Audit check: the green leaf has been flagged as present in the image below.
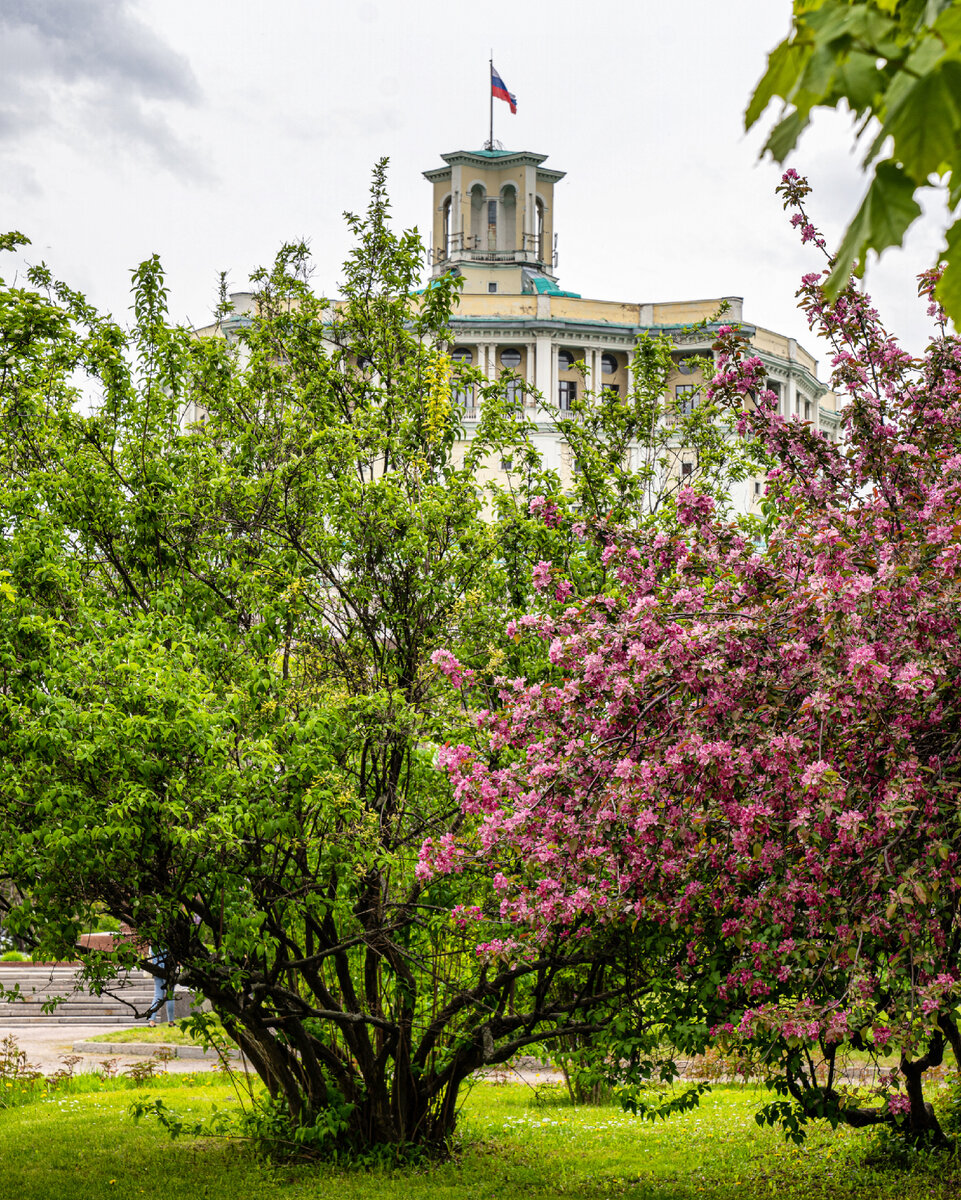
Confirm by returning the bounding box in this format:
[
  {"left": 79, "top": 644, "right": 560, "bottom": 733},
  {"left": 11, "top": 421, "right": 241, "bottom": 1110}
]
[
  {"left": 825, "top": 159, "right": 923, "bottom": 298},
  {"left": 746, "top": 38, "right": 812, "bottom": 129},
  {"left": 805, "top": 3, "right": 869, "bottom": 44},
  {"left": 926, "top": 0, "right": 957, "bottom": 28},
  {"left": 763, "top": 109, "right": 812, "bottom": 163},
  {"left": 834, "top": 50, "right": 886, "bottom": 112},
  {"left": 882, "top": 60, "right": 961, "bottom": 180},
  {"left": 0, "top": 232, "right": 29, "bottom": 254},
  {"left": 935, "top": 215, "right": 961, "bottom": 324},
  {"left": 932, "top": 6, "right": 961, "bottom": 51},
  {"left": 797, "top": 41, "right": 849, "bottom": 102}
]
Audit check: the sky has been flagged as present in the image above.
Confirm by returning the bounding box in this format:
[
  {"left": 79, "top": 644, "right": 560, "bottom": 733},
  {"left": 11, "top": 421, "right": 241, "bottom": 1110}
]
[{"left": 0, "top": 0, "right": 951, "bottom": 374}]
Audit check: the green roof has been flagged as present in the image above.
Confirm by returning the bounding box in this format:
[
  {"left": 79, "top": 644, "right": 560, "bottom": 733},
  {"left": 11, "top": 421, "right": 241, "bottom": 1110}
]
[{"left": 529, "top": 274, "right": 581, "bottom": 298}]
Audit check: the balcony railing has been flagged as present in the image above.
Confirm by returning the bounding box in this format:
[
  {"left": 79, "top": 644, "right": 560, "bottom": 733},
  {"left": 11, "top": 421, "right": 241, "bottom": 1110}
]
[
  {"left": 463, "top": 249, "right": 522, "bottom": 262},
  {"left": 434, "top": 233, "right": 545, "bottom": 266}
]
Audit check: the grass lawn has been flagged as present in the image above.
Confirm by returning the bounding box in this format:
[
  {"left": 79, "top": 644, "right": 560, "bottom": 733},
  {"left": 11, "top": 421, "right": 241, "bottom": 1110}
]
[
  {"left": 0, "top": 1077, "right": 956, "bottom": 1199},
  {"left": 87, "top": 1024, "right": 225, "bottom": 1047}
]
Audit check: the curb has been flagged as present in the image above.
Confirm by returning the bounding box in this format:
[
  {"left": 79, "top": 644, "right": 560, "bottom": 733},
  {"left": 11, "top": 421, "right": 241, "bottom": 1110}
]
[{"left": 72, "top": 1040, "right": 241, "bottom": 1060}]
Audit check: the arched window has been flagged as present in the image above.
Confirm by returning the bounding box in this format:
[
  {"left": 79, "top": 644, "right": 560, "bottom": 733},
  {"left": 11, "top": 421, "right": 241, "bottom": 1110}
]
[
  {"left": 601, "top": 353, "right": 618, "bottom": 375},
  {"left": 500, "top": 185, "right": 516, "bottom": 252},
  {"left": 505, "top": 380, "right": 523, "bottom": 410},
  {"left": 470, "top": 185, "right": 486, "bottom": 249},
  {"left": 672, "top": 349, "right": 713, "bottom": 375},
  {"left": 451, "top": 347, "right": 475, "bottom": 418},
  {"left": 501, "top": 348, "right": 521, "bottom": 368}
]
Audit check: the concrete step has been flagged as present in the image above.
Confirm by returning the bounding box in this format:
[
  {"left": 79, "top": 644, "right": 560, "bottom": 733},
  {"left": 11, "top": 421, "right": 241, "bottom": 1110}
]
[
  {"left": 0, "top": 965, "right": 168, "bottom": 1024},
  {"left": 7, "top": 1016, "right": 150, "bottom": 1026},
  {"left": 0, "top": 1004, "right": 152, "bottom": 1015}
]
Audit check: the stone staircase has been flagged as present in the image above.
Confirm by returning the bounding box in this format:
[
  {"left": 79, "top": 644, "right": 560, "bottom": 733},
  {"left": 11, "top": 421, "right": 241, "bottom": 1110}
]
[{"left": 0, "top": 964, "right": 155, "bottom": 1025}]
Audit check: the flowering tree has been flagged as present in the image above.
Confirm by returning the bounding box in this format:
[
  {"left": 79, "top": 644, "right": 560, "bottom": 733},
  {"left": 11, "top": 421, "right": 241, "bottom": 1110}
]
[
  {"left": 425, "top": 174, "right": 961, "bottom": 1145},
  {"left": 0, "top": 164, "right": 762, "bottom": 1153}
]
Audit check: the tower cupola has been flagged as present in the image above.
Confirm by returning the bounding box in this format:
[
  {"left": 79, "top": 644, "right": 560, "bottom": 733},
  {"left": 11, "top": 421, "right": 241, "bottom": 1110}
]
[{"left": 423, "top": 149, "right": 565, "bottom": 295}]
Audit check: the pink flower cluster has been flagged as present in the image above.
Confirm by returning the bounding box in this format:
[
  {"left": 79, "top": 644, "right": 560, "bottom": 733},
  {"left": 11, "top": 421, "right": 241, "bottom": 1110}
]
[{"left": 422, "top": 176, "right": 961, "bottom": 1073}]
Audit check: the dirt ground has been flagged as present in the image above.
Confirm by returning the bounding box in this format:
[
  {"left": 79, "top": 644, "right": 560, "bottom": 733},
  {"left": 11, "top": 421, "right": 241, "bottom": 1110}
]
[
  {"left": 1, "top": 1024, "right": 221, "bottom": 1076},
  {"left": 0, "top": 1025, "right": 566, "bottom": 1085}
]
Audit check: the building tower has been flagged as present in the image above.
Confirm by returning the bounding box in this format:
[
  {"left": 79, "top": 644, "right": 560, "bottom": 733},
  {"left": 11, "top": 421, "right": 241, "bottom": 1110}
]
[
  {"left": 423, "top": 145, "right": 839, "bottom": 513},
  {"left": 424, "top": 149, "right": 566, "bottom": 295}
]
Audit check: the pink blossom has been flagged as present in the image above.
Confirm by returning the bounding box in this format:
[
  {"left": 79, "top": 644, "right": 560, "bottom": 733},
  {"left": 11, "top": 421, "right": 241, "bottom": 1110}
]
[{"left": 425, "top": 174, "right": 961, "bottom": 1111}]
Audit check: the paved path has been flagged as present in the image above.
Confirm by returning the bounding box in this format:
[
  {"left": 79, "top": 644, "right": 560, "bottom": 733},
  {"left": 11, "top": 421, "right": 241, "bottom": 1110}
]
[
  {"left": 2, "top": 1023, "right": 567, "bottom": 1085},
  {"left": 1, "top": 1024, "right": 232, "bottom": 1076}
]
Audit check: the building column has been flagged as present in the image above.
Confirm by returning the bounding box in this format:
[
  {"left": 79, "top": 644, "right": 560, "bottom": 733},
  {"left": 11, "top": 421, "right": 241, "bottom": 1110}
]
[
  {"left": 526, "top": 342, "right": 537, "bottom": 407},
  {"left": 524, "top": 164, "right": 537, "bottom": 256},
  {"left": 783, "top": 375, "right": 794, "bottom": 419},
  {"left": 586, "top": 348, "right": 597, "bottom": 395},
  {"left": 533, "top": 336, "right": 551, "bottom": 413},
  {"left": 451, "top": 164, "right": 463, "bottom": 252}
]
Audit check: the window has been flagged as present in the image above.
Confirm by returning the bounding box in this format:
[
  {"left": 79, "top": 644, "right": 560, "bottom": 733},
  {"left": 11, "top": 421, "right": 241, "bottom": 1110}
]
[
  {"left": 601, "top": 353, "right": 618, "bottom": 375},
  {"left": 754, "top": 480, "right": 762, "bottom": 496},
  {"left": 451, "top": 347, "right": 474, "bottom": 417},
  {"left": 501, "top": 348, "right": 521, "bottom": 368},
  {"left": 675, "top": 384, "right": 697, "bottom": 415},
  {"left": 604, "top": 383, "right": 621, "bottom": 397},
  {"left": 681, "top": 461, "right": 694, "bottom": 479},
  {"left": 488, "top": 282, "right": 497, "bottom": 294},
  {"left": 488, "top": 199, "right": 497, "bottom": 226},
  {"left": 500, "top": 455, "right": 513, "bottom": 471},
  {"left": 455, "top": 384, "right": 476, "bottom": 417},
  {"left": 558, "top": 350, "right": 577, "bottom": 371},
  {"left": 505, "top": 379, "right": 523, "bottom": 410},
  {"left": 804, "top": 400, "right": 812, "bottom": 421},
  {"left": 559, "top": 380, "right": 577, "bottom": 411},
  {"left": 673, "top": 350, "right": 713, "bottom": 375}
]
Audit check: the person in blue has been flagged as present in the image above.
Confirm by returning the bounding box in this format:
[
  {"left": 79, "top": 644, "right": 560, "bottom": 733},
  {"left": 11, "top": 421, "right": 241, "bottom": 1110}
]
[{"left": 146, "top": 947, "right": 176, "bottom": 1026}]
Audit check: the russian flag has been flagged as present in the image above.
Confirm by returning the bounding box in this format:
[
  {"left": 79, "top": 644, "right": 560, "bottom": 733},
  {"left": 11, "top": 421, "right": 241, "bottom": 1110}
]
[{"left": 491, "top": 66, "right": 517, "bottom": 114}]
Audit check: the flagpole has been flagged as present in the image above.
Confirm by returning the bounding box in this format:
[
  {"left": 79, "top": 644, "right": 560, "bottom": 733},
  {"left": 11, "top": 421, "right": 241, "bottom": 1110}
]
[{"left": 489, "top": 54, "right": 493, "bottom": 150}]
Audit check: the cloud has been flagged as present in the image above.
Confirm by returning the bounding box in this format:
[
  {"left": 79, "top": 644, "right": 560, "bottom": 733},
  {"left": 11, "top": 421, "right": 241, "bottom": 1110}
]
[
  {"left": 0, "top": 153, "right": 40, "bottom": 200},
  {"left": 0, "top": 0, "right": 204, "bottom": 185},
  {"left": 282, "top": 105, "right": 402, "bottom": 146}
]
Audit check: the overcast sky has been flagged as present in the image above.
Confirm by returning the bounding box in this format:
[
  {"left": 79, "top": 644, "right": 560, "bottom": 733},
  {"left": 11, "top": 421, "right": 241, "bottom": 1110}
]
[{"left": 1, "top": 0, "right": 950, "bottom": 370}]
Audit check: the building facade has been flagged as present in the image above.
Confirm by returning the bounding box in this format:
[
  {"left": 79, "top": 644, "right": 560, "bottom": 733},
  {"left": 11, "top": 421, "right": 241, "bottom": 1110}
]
[
  {"left": 191, "top": 145, "right": 837, "bottom": 517},
  {"left": 424, "top": 146, "right": 837, "bottom": 514}
]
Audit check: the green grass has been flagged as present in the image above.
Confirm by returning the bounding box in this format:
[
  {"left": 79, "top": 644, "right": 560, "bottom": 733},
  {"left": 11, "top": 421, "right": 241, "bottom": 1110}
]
[
  {"left": 88, "top": 1024, "right": 217, "bottom": 1046},
  {"left": 0, "top": 1078, "right": 956, "bottom": 1199},
  {"left": 88, "top": 1019, "right": 235, "bottom": 1048}
]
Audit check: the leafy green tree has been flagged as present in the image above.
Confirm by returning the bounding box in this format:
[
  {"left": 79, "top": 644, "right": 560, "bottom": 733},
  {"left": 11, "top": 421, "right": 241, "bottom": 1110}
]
[
  {"left": 0, "top": 167, "right": 758, "bottom": 1153},
  {"left": 750, "top": 0, "right": 961, "bottom": 320}
]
